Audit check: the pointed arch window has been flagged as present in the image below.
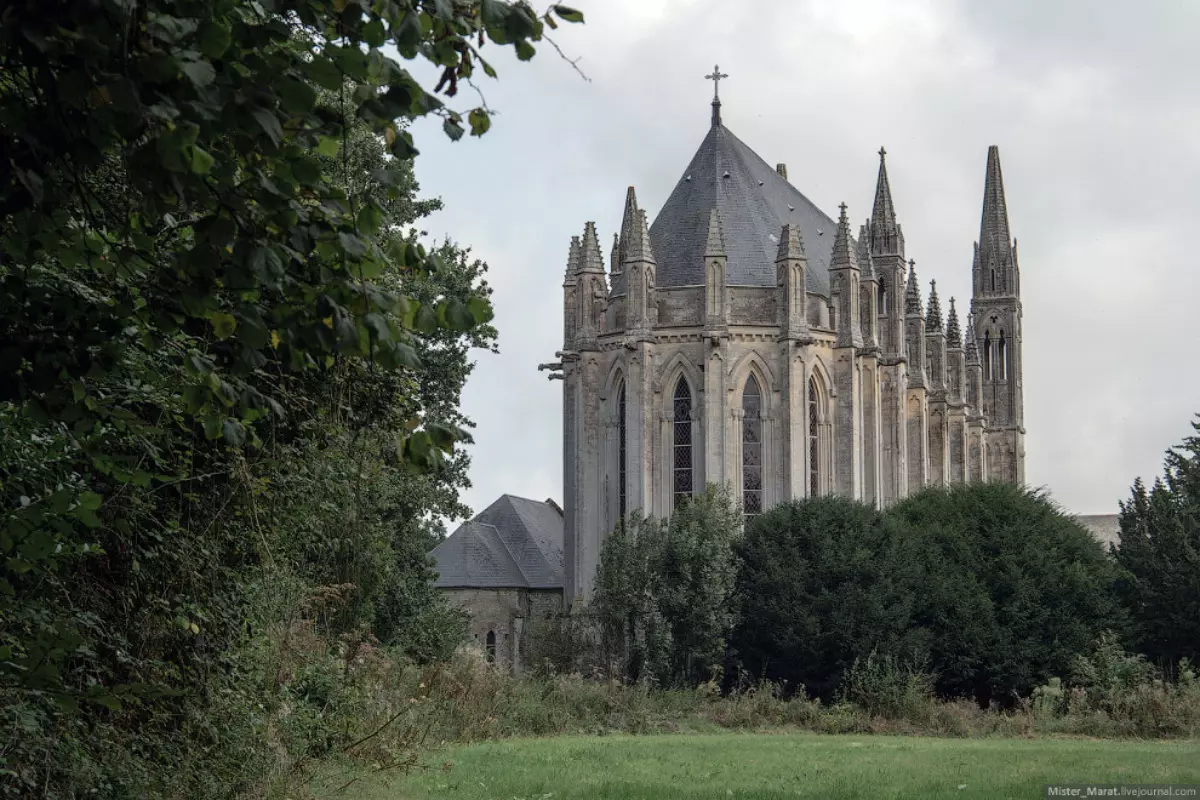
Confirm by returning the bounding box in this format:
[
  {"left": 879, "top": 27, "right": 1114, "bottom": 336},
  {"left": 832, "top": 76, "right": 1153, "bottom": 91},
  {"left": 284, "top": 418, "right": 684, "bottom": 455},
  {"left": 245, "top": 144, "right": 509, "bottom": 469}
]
[
  {"left": 485, "top": 630, "right": 496, "bottom": 663},
  {"left": 878, "top": 277, "right": 889, "bottom": 315},
  {"left": 991, "top": 269, "right": 997, "bottom": 293},
  {"left": 808, "top": 377, "right": 821, "bottom": 497},
  {"left": 742, "top": 375, "right": 763, "bottom": 517},
  {"left": 998, "top": 330, "right": 1008, "bottom": 381},
  {"left": 617, "top": 381, "right": 627, "bottom": 521},
  {"left": 672, "top": 378, "right": 694, "bottom": 509},
  {"left": 984, "top": 331, "right": 993, "bottom": 380}
]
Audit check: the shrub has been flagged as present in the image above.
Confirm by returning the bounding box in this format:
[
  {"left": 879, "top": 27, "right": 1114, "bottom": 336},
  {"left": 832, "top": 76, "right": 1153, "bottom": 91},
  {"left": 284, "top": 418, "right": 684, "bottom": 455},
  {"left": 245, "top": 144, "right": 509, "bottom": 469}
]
[
  {"left": 887, "top": 483, "right": 1125, "bottom": 705},
  {"left": 838, "top": 650, "right": 936, "bottom": 722},
  {"left": 730, "top": 495, "right": 924, "bottom": 699}
]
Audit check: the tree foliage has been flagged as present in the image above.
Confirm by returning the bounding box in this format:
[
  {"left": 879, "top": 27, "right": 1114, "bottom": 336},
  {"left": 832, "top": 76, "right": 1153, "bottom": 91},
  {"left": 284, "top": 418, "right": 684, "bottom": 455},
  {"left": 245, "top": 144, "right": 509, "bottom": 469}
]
[
  {"left": 1117, "top": 416, "right": 1200, "bottom": 667},
  {"left": 732, "top": 485, "right": 1122, "bottom": 704},
  {"left": 594, "top": 486, "right": 741, "bottom": 687},
  {"left": 0, "top": 0, "right": 581, "bottom": 794},
  {"left": 888, "top": 483, "right": 1124, "bottom": 705},
  {"left": 732, "top": 496, "right": 923, "bottom": 698}
]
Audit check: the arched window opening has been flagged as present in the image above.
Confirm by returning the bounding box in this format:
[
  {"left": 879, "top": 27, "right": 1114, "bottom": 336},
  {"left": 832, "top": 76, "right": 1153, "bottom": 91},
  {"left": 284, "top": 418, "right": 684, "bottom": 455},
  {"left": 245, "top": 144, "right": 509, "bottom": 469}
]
[
  {"left": 998, "top": 331, "right": 1008, "bottom": 381},
  {"left": 485, "top": 630, "right": 496, "bottom": 663},
  {"left": 983, "top": 331, "right": 993, "bottom": 380},
  {"left": 617, "top": 381, "right": 627, "bottom": 521},
  {"left": 742, "top": 375, "right": 763, "bottom": 518},
  {"left": 878, "top": 279, "right": 888, "bottom": 315},
  {"left": 672, "top": 378, "right": 694, "bottom": 509},
  {"left": 991, "top": 269, "right": 997, "bottom": 292},
  {"left": 808, "top": 377, "right": 821, "bottom": 497}
]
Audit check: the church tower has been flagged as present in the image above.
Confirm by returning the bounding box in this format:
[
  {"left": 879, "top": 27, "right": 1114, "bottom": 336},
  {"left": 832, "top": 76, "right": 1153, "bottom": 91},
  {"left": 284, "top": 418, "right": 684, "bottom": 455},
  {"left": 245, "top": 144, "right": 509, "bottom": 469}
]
[
  {"left": 552, "top": 73, "right": 1028, "bottom": 607},
  {"left": 970, "top": 146, "right": 1025, "bottom": 484}
]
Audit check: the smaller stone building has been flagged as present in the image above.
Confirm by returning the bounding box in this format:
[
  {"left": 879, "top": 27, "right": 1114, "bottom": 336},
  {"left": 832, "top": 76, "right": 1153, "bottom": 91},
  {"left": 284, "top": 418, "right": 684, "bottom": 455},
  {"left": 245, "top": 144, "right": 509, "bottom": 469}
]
[{"left": 429, "top": 495, "right": 564, "bottom": 672}]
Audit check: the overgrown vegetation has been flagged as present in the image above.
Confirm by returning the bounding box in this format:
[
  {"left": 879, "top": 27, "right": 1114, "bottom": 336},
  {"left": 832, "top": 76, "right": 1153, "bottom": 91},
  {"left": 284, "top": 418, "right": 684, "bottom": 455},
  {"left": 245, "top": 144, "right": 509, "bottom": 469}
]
[
  {"left": 0, "top": 1, "right": 584, "bottom": 796},
  {"left": 593, "top": 487, "right": 740, "bottom": 687}
]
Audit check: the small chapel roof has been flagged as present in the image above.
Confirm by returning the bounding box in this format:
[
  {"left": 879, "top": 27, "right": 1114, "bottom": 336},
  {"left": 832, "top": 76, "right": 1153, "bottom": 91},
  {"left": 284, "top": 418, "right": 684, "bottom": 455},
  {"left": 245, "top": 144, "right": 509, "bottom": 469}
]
[
  {"left": 648, "top": 121, "right": 837, "bottom": 293},
  {"left": 429, "top": 495, "right": 564, "bottom": 590}
]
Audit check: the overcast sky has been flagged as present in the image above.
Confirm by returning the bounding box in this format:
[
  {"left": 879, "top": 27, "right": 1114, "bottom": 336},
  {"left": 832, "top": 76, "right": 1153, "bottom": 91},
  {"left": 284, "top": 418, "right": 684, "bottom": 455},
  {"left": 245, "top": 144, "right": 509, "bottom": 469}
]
[{"left": 403, "top": 0, "right": 1200, "bottom": 520}]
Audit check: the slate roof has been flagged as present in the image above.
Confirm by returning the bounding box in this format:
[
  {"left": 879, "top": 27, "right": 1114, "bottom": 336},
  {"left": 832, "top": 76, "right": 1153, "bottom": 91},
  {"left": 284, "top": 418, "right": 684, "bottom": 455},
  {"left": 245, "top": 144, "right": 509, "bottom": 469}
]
[
  {"left": 649, "top": 122, "right": 837, "bottom": 294},
  {"left": 429, "top": 495, "right": 564, "bottom": 589}
]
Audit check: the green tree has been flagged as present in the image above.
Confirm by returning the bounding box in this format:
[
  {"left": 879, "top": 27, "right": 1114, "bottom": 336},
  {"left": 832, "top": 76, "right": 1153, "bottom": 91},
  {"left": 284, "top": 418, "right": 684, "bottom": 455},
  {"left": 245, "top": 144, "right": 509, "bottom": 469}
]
[
  {"left": 888, "top": 483, "right": 1124, "bottom": 705},
  {"left": 731, "top": 495, "right": 922, "bottom": 698},
  {"left": 595, "top": 486, "right": 740, "bottom": 686},
  {"left": 0, "top": 1, "right": 582, "bottom": 795},
  {"left": 1116, "top": 417, "right": 1200, "bottom": 667}
]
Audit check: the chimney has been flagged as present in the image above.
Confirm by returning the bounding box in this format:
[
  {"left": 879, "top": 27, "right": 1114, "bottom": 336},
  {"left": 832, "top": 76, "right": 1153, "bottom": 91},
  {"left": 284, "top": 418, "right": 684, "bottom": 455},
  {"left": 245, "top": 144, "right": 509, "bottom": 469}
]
[{"left": 776, "top": 163, "right": 788, "bottom": 180}]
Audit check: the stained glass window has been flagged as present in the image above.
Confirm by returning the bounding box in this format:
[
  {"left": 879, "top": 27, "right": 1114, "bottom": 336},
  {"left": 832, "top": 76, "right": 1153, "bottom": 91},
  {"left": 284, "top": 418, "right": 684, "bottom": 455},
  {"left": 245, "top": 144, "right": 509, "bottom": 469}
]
[
  {"left": 673, "top": 378, "right": 693, "bottom": 509},
  {"left": 808, "top": 377, "right": 820, "bottom": 497},
  {"left": 742, "top": 375, "right": 763, "bottom": 517}
]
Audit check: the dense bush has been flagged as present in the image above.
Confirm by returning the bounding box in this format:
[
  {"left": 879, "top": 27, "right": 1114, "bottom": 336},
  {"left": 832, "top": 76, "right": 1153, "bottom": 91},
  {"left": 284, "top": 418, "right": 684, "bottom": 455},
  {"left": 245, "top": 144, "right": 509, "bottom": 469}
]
[
  {"left": 731, "top": 496, "right": 924, "bottom": 698},
  {"left": 729, "top": 484, "right": 1123, "bottom": 705},
  {"left": 888, "top": 483, "right": 1125, "bottom": 704}
]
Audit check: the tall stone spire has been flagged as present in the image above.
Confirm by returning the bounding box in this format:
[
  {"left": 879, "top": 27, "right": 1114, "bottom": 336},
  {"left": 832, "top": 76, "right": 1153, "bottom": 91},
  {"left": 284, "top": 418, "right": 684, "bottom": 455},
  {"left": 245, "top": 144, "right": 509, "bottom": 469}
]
[
  {"left": 830, "top": 202, "right": 859, "bottom": 270},
  {"left": 964, "top": 312, "right": 981, "bottom": 364},
  {"left": 578, "top": 221, "right": 605, "bottom": 274},
  {"left": 705, "top": 208, "right": 727, "bottom": 258},
  {"left": 975, "top": 145, "right": 1017, "bottom": 296},
  {"left": 946, "top": 297, "right": 961, "bottom": 344},
  {"left": 872, "top": 148, "right": 897, "bottom": 230},
  {"left": 979, "top": 145, "right": 1011, "bottom": 248},
  {"left": 563, "top": 235, "right": 580, "bottom": 285},
  {"left": 925, "top": 279, "right": 942, "bottom": 331},
  {"left": 869, "top": 147, "right": 904, "bottom": 257},
  {"left": 905, "top": 261, "right": 922, "bottom": 316}
]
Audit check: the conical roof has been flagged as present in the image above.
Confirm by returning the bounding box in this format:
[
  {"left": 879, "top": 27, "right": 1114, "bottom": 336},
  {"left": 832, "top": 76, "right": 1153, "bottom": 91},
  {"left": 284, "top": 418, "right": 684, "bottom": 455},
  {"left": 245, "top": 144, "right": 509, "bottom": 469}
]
[{"left": 649, "top": 124, "right": 835, "bottom": 293}]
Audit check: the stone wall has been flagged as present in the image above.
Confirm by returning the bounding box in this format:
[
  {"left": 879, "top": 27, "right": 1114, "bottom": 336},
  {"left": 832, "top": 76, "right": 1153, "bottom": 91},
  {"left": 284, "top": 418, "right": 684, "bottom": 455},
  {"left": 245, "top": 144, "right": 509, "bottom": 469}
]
[{"left": 441, "top": 587, "right": 565, "bottom": 673}]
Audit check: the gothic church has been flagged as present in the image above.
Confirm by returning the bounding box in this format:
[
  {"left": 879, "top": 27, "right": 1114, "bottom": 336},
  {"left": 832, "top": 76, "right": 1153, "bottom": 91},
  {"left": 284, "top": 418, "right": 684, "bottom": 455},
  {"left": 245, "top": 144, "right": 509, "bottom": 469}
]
[{"left": 550, "top": 86, "right": 1026, "bottom": 606}]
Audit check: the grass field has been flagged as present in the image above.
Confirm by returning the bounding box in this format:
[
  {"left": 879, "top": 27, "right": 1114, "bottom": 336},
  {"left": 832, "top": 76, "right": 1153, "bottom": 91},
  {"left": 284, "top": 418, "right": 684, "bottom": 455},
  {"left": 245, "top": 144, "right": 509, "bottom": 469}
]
[{"left": 310, "top": 732, "right": 1200, "bottom": 799}]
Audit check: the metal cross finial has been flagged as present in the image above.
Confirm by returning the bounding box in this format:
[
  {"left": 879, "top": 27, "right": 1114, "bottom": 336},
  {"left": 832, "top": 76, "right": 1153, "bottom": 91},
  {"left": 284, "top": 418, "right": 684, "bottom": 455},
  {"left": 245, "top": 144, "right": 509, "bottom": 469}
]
[{"left": 705, "top": 64, "right": 729, "bottom": 102}]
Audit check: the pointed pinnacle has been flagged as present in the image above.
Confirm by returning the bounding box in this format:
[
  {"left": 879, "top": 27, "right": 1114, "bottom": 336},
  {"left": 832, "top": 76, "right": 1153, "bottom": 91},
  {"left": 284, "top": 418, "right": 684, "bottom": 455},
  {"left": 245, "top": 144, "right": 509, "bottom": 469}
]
[
  {"left": 624, "top": 209, "right": 656, "bottom": 265},
  {"left": 871, "top": 147, "right": 897, "bottom": 232},
  {"left": 610, "top": 233, "right": 622, "bottom": 276},
  {"left": 705, "top": 208, "right": 727, "bottom": 259},
  {"left": 830, "top": 202, "right": 858, "bottom": 270},
  {"left": 579, "top": 222, "right": 605, "bottom": 273},
  {"left": 857, "top": 223, "right": 874, "bottom": 278},
  {"left": 905, "top": 261, "right": 922, "bottom": 316},
  {"left": 564, "top": 235, "right": 581, "bottom": 285},
  {"left": 618, "top": 186, "right": 639, "bottom": 264},
  {"left": 964, "top": 312, "right": 981, "bottom": 363},
  {"left": 775, "top": 222, "right": 804, "bottom": 262},
  {"left": 946, "top": 297, "right": 961, "bottom": 344},
  {"left": 925, "top": 279, "right": 942, "bottom": 331}
]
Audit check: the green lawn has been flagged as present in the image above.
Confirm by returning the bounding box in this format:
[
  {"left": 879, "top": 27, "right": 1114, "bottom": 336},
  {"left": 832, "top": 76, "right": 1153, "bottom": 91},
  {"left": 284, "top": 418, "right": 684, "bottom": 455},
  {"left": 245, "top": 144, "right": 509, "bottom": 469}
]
[{"left": 311, "top": 732, "right": 1200, "bottom": 800}]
